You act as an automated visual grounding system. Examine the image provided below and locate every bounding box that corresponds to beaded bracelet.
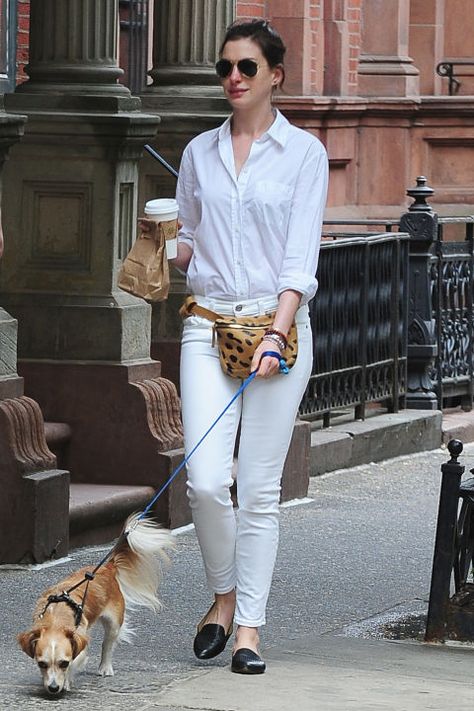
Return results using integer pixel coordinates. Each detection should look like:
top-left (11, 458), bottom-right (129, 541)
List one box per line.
top-left (263, 332), bottom-right (286, 352)
top-left (264, 327), bottom-right (288, 349)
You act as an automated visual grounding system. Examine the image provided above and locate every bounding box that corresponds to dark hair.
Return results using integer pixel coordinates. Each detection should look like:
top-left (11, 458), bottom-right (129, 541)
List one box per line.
top-left (220, 19), bottom-right (286, 87)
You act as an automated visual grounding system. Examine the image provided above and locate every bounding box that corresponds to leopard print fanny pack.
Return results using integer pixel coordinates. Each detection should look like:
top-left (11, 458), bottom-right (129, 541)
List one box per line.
top-left (179, 296), bottom-right (298, 379)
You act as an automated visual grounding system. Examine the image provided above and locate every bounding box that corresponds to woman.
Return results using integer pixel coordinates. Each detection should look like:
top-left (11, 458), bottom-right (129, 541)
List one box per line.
top-left (172, 19), bottom-right (328, 674)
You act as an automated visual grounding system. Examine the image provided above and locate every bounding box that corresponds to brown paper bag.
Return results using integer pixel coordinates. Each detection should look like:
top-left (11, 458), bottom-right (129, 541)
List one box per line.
top-left (118, 218), bottom-right (172, 302)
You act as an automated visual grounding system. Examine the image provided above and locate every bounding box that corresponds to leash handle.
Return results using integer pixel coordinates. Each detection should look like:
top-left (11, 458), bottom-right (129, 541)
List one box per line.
top-left (260, 350), bottom-right (290, 374)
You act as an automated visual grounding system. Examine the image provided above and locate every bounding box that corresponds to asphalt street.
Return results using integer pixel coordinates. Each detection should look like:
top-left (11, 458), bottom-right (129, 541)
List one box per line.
top-left (2, 443), bottom-right (474, 710)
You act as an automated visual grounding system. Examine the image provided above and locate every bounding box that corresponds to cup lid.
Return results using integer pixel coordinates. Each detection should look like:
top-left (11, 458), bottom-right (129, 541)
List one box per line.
top-left (144, 198), bottom-right (178, 215)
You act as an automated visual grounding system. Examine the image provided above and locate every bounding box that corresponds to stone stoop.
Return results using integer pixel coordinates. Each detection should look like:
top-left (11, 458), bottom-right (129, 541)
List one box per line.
top-left (69, 483), bottom-right (156, 548)
top-left (67, 419), bottom-right (312, 548)
top-left (310, 410), bottom-right (443, 476)
top-left (40, 409), bottom-right (474, 552)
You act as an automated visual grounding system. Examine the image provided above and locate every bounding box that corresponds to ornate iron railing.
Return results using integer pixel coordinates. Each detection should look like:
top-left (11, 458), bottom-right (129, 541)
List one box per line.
top-left (299, 232), bottom-right (409, 424)
top-left (320, 207), bottom-right (474, 412)
top-left (431, 218), bottom-right (474, 408)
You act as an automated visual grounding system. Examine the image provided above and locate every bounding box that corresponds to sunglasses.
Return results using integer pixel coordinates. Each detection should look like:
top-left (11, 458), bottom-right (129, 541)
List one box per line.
top-left (215, 58), bottom-right (260, 79)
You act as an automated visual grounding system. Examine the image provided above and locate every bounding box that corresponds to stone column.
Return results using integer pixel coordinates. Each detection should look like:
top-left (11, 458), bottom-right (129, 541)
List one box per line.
top-left (357, 0), bottom-right (420, 96)
top-left (0, 108), bottom-right (27, 401)
top-left (147, 0), bottom-right (234, 110)
top-left (3, 0), bottom-right (157, 362)
top-left (0, 104), bottom-right (70, 564)
top-left (16, 0), bottom-right (132, 105)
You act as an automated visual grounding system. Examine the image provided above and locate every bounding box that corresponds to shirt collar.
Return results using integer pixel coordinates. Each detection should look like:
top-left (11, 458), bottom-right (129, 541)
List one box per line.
top-left (217, 109), bottom-right (289, 148)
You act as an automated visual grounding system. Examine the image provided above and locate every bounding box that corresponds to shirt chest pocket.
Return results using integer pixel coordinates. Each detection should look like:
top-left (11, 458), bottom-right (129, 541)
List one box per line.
top-left (246, 180), bottom-right (293, 232)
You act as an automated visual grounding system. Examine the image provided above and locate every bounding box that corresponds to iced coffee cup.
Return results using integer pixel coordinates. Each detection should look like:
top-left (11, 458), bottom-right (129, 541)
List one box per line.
top-left (144, 198), bottom-right (179, 259)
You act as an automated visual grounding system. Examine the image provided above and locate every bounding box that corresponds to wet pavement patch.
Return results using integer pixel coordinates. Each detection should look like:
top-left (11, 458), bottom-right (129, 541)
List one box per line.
top-left (339, 599), bottom-right (429, 641)
top-left (378, 613), bottom-right (426, 641)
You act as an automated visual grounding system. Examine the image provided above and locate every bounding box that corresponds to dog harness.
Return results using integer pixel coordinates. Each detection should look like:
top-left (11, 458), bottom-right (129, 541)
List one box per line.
top-left (38, 570), bottom-right (96, 628)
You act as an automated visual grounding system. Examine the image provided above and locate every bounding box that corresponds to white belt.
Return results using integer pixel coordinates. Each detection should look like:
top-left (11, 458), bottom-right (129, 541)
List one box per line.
top-left (193, 295), bottom-right (280, 317)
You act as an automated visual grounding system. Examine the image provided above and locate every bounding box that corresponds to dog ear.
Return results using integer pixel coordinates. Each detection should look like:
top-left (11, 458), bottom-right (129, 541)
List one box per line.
top-left (66, 628), bottom-right (89, 658)
top-left (17, 629), bottom-right (41, 658)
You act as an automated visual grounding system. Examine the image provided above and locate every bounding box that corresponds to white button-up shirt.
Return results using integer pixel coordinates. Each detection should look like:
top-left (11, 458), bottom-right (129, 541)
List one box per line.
top-left (176, 109), bottom-right (328, 305)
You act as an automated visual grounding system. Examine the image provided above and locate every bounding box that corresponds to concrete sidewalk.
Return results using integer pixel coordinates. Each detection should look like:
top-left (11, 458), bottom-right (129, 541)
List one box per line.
top-left (3, 441), bottom-right (474, 710)
top-left (153, 635), bottom-right (474, 711)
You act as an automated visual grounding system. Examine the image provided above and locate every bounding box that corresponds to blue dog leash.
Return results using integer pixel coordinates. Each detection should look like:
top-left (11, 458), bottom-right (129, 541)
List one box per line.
top-left (51, 354), bottom-right (289, 624)
top-left (137, 351), bottom-right (288, 522)
top-left (138, 370), bottom-right (256, 520)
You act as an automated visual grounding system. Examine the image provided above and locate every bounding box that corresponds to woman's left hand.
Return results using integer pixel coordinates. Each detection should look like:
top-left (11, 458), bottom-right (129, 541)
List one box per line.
top-left (251, 339), bottom-right (282, 378)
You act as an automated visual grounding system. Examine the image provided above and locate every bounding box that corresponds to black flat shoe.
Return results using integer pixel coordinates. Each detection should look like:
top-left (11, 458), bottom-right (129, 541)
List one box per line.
top-left (231, 648), bottom-right (266, 674)
top-left (193, 603), bottom-right (233, 660)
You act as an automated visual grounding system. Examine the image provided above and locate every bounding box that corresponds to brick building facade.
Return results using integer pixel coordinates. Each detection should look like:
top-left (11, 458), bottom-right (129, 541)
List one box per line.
top-left (14, 0), bottom-right (474, 216)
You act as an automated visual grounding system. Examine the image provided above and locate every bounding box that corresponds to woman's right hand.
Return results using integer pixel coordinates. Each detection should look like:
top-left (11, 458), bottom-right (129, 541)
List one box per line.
top-left (251, 338), bottom-right (282, 378)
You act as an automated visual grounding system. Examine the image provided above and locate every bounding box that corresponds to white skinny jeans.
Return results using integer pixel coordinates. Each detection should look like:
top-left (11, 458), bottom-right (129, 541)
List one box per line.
top-left (180, 296), bottom-right (313, 628)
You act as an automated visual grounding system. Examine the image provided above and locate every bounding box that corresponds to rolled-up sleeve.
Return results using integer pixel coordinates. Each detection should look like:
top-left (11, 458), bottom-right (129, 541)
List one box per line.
top-left (176, 146), bottom-right (199, 250)
top-left (277, 141), bottom-right (329, 304)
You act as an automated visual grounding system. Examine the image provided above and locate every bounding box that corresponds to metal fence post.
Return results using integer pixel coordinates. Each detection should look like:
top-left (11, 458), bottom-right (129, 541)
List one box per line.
top-left (399, 177), bottom-right (439, 410)
top-left (425, 439), bottom-right (465, 642)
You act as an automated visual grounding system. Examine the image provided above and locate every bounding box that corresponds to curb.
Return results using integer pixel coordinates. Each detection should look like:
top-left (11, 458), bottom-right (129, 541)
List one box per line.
top-left (310, 410), bottom-right (443, 476)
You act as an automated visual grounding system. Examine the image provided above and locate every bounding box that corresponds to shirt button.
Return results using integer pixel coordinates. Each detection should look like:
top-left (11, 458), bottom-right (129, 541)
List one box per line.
top-left (235, 304), bottom-right (243, 312)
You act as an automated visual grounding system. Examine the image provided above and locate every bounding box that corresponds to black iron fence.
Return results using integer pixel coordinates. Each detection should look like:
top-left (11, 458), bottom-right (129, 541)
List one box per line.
top-left (425, 439), bottom-right (474, 642)
top-left (299, 232), bottom-right (409, 424)
top-left (311, 186), bottom-right (474, 419)
top-left (431, 218), bottom-right (474, 408)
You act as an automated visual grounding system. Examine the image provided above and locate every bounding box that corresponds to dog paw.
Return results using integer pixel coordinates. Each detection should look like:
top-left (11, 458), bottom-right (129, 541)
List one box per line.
top-left (99, 663), bottom-right (114, 677)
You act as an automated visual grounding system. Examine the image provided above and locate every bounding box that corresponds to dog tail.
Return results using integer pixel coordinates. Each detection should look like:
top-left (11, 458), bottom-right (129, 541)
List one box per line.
top-left (111, 513), bottom-right (174, 614)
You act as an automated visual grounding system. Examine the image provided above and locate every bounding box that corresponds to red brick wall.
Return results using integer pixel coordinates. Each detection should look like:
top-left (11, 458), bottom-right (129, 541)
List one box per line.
top-left (16, 0), bottom-right (30, 85)
top-left (310, 1), bottom-right (323, 94)
top-left (347, 0), bottom-right (361, 94)
top-left (236, 1), bottom-right (267, 20)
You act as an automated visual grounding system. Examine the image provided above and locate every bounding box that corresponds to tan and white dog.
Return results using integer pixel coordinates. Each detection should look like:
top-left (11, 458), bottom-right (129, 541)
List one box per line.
top-left (18, 514), bottom-right (173, 695)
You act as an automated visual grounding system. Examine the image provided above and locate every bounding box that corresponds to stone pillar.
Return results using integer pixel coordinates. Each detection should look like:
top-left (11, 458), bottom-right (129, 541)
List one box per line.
top-left (358, 0), bottom-right (420, 96)
top-left (400, 177), bottom-right (439, 410)
top-left (0, 108), bottom-right (27, 401)
top-left (0, 1), bottom-right (184, 541)
top-left (409, 0), bottom-right (445, 96)
top-left (323, 0), bottom-right (351, 96)
top-left (271, 0), bottom-right (324, 96)
top-left (16, 0), bottom-right (132, 105)
top-left (3, 0), bottom-right (157, 363)
top-left (147, 0), bottom-right (234, 111)
top-left (0, 102), bottom-right (69, 564)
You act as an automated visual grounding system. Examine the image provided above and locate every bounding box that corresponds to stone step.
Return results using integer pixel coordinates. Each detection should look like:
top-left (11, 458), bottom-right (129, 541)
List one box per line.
top-left (310, 409), bottom-right (442, 475)
top-left (69, 483), bottom-right (155, 548)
